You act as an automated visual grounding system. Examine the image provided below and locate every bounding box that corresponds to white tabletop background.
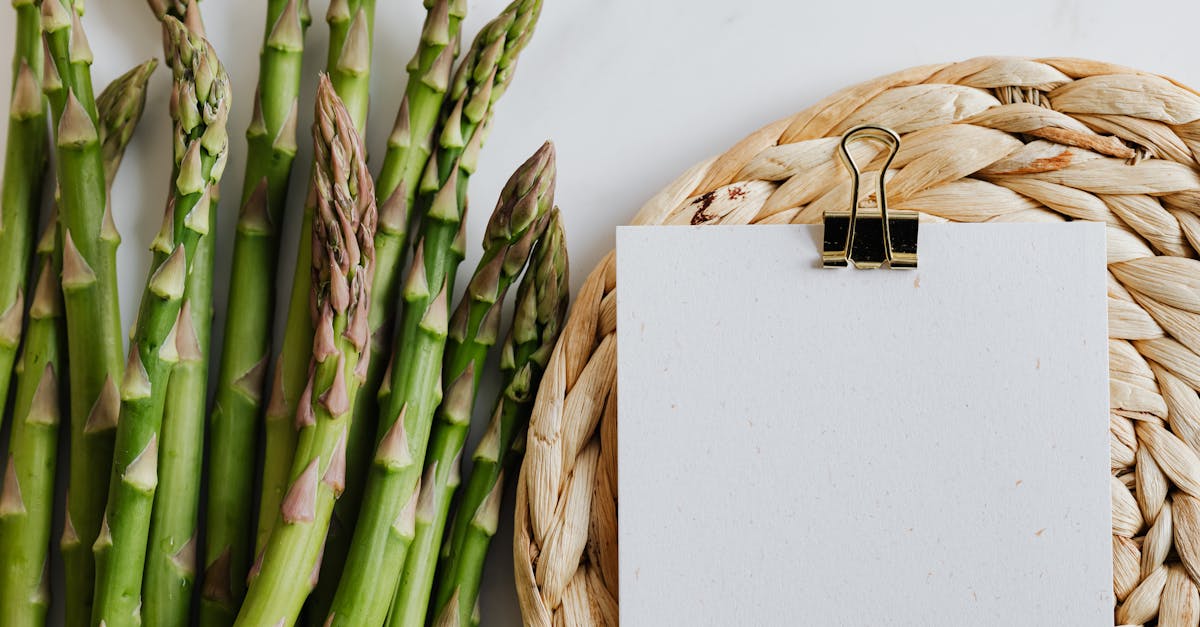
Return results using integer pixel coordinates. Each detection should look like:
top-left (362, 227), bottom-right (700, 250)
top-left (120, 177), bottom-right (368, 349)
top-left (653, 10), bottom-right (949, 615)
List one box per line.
top-left (2, 0), bottom-right (1198, 624)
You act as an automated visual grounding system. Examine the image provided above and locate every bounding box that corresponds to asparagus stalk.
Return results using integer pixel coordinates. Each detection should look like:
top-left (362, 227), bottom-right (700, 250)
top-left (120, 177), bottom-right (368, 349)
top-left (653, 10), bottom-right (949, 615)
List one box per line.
top-left (143, 195), bottom-right (214, 627)
top-left (90, 18), bottom-right (230, 626)
top-left (201, 1), bottom-right (311, 623)
top-left (0, 236), bottom-right (63, 627)
top-left (328, 3), bottom-right (544, 624)
top-left (257, 0), bottom-right (375, 552)
top-left (0, 0), bottom-right (49, 435)
top-left (432, 209), bottom-right (568, 627)
top-left (40, 2), bottom-right (131, 622)
top-left (0, 59), bottom-right (156, 627)
top-left (310, 0), bottom-right (465, 617)
top-left (390, 142), bottom-right (555, 627)
top-left (234, 74), bottom-right (376, 627)
top-left (141, 6), bottom-right (211, 626)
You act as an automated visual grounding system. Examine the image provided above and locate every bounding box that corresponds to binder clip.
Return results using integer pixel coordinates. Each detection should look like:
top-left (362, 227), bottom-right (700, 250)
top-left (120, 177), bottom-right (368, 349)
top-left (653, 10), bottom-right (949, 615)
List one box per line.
top-left (822, 125), bottom-right (918, 269)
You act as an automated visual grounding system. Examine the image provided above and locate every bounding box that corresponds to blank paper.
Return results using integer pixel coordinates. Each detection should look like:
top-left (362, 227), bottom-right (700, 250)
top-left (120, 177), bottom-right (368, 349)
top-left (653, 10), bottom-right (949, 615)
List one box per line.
top-left (616, 223), bottom-right (1111, 626)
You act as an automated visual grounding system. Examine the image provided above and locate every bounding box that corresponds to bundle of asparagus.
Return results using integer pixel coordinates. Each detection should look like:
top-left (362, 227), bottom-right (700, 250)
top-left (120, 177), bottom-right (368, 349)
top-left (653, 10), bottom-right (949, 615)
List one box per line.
top-left (390, 141), bottom-right (557, 626)
top-left (329, 3), bottom-right (545, 625)
top-left (142, 4), bottom-right (217, 625)
top-left (0, 0), bottom-right (560, 624)
top-left (90, 15), bottom-right (230, 627)
top-left (312, 2), bottom-right (464, 613)
top-left (0, 55), bottom-right (156, 627)
top-left (0, 0), bottom-right (48, 434)
top-left (433, 206), bottom-right (569, 627)
top-left (235, 74), bottom-right (376, 627)
top-left (201, 0), bottom-right (311, 622)
top-left (40, 2), bottom-right (133, 622)
top-left (256, 0), bottom-right (376, 557)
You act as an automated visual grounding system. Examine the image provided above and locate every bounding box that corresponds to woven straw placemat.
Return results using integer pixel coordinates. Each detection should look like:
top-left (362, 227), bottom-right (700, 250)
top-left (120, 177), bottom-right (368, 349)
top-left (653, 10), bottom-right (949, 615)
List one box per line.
top-left (512, 56), bottom-right (1200, 626)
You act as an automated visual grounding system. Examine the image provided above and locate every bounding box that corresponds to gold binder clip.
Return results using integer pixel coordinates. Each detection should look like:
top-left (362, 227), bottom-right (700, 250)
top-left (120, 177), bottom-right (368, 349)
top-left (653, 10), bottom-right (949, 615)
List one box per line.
top-left (822, 125), bottom-right (918, 269)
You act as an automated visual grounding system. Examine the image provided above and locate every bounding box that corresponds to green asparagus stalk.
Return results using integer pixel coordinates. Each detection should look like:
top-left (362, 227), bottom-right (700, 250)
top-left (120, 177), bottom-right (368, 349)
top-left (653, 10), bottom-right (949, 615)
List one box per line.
top-left (234, 74), bottom-right (376, 627)
top-left (310, 0), bottom-right (465, 617)
top-left (142, 6), bottom-right (211, 626)
top-left (40, 2), bottom-right (131, 622)
top-left (390, 142), bottom-right (555, 627)
top-left (143, 195), bottom-right (214, 627)
top-left (432, 209), bottom-right (568, 627)
top-left (0, 238), bottom-right (63, 627)
top-left (0, 0), bottom-right (49, 436)
top-left (90, 17), bottom-right (230, 626)
top-left (0, 58), bottom-right (156, 627)
top-left (201, 1), bottom-right (311, 624)
top-left (328, 3), bottom-right (544, 624)
top-left (257, 0), bottom-right (375, 553)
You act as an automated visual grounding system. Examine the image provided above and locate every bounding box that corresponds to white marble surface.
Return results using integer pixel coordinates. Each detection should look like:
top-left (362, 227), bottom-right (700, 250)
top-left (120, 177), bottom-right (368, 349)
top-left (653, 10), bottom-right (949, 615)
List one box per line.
top-left (1, 0), bottom-right (1198, 624)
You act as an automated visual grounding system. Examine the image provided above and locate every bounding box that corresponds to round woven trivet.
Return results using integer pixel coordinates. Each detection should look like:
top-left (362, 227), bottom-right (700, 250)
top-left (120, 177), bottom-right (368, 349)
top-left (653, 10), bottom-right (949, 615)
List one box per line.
top-left (512, 56), bottom-right (1200, 626)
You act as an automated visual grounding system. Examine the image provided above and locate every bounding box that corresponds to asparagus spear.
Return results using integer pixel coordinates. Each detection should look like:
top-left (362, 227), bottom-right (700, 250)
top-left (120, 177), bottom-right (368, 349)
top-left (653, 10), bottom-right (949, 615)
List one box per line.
top-left (90, 17), bottom-right (230, 626)
top-left (144, 192), bottom-right (214, 627)
top-left (328, 3), bottom-right (544, 624)
top-left (0, 0), bottom-right (49, 435)
top-left (258, 0), bottom-right (375, 553)
top-left (432, 209), bottom-right (568, 627)
top-left (0, 237), bottom-right (63, 627)
top-left (140, 6), bottom-right (213, 626)
top-left (390, 142), bottom-right (555, 627)
top-left (142, 238), bottom-right (212, 627)
top-left (201, 1), bottom-right (311, 624)
top-left (310, 0), bottom-right (465, 617)
top-left (40, 2), bottom-right (130, 622)
top-left (0, 58), bottom-right (156, 627)
top-left (234, 74), bottom-right (376, 627)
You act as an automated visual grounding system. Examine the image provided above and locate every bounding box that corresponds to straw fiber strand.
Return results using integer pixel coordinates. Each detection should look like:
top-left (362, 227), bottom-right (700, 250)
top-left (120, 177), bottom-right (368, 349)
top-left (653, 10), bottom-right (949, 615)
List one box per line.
top-left (514, 56), bottom-right (1200, 625)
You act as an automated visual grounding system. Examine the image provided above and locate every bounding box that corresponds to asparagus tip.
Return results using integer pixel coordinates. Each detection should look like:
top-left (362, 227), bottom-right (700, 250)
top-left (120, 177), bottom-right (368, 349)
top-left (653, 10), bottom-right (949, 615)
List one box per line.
top-left (484, 141), bottom-right (556, 250)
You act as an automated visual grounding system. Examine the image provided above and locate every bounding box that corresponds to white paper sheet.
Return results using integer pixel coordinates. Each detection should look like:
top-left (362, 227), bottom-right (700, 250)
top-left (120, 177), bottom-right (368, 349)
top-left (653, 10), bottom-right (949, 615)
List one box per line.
top-left (616, 223), bottom-right (1112, 626)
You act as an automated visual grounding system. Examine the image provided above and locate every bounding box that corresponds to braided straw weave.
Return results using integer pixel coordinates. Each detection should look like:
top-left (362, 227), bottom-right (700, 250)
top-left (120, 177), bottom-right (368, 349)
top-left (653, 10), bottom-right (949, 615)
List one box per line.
top-left (512, 56), bottom-right (1200, 626)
